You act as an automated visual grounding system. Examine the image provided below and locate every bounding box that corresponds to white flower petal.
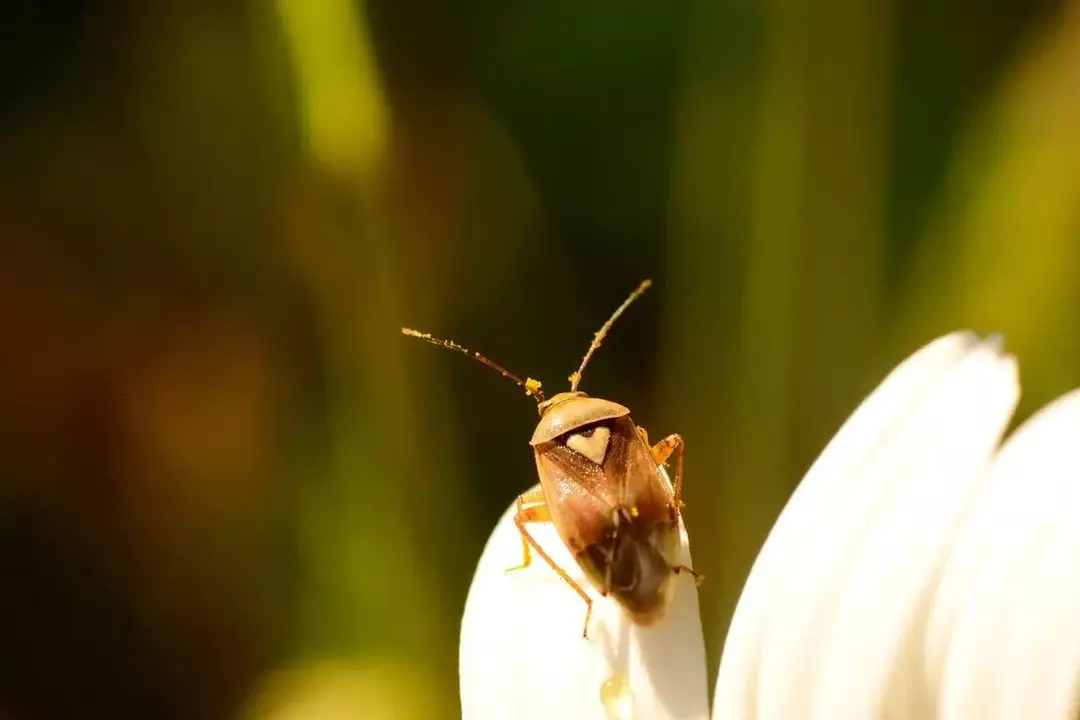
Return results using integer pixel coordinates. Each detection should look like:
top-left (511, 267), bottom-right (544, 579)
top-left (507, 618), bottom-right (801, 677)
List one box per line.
top-left (810, 338), bottom-right (1017, 717)
top-left (714, 331), bottom-right (977, 717)
top-left (755, 336), bottom-right (1016, 719)
top-left (460, 476), bottom-right (708, 720)
top-left (714, 331), bottom-right (1019, 719)
top-left (932, 389), bottom-right (1080, 719)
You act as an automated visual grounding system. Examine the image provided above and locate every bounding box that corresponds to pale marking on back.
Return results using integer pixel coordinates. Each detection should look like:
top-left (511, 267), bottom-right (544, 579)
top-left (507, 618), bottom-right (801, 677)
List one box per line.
top-left (565, 425), bottom-right (612, 465)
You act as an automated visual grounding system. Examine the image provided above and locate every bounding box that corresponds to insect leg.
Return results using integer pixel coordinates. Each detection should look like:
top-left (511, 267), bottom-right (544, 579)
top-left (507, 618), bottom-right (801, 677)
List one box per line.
top-left (507, 503), bottom-right (595, 639)
top-left (505, 486), bottom-right (546, 571)
top-left (672, 564), bottom-right (705, 586)
top-left (650, 433), bottom-right (685, 509)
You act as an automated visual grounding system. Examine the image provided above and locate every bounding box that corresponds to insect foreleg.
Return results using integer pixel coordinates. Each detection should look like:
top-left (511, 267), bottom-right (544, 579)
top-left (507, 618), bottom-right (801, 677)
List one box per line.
top-left (650, 433), bottom-right (685, 509)
top-left (505, 486), bottom-right (546, 571)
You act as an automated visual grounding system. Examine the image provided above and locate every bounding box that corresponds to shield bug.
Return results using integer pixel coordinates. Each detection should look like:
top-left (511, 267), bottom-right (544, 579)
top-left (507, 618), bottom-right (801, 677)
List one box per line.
top-left (402, 279), bottom-right (702, 638)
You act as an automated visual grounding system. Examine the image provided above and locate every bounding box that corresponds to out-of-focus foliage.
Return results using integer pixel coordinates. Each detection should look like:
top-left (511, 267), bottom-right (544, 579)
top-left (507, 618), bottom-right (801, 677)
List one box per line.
top-left (0, 0), bottom-right (1073, 717)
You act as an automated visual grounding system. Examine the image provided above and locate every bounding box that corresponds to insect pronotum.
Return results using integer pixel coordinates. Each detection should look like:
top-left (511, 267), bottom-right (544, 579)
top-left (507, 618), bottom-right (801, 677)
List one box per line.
top-left (402, 279), bottom-right (702, 638)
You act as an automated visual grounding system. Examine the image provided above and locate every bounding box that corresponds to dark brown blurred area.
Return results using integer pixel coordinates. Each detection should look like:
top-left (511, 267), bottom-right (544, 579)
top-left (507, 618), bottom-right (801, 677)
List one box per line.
top-left (0, 0), bottom-right (1076, 717)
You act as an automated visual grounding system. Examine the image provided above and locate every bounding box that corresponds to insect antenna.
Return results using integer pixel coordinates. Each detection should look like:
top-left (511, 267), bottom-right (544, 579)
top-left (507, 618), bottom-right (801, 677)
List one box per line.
top-left (401, 328), bottom-right (546, 403)
top-left (569, 278), bottom-right (653, 392)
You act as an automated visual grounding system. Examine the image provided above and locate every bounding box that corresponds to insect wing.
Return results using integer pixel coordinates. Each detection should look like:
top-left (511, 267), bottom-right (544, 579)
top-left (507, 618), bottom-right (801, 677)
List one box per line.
top-left (602, 416), bottom-right (674, 519)
top-left (534, 416), bottom-right (674, 553)
top-left (534, 445), bottom-right (612, 555)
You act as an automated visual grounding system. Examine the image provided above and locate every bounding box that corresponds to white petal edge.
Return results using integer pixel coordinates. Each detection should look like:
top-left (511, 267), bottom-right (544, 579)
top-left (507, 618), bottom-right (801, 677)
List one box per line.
top-left (713, 331), bottom-right (1018, 719)
top-left (753, 335), bottom-right (1017, 719)
top-left (713, 331), bottom-right (978, 717)
top-left (931, 388), bottom-right (1080, 719)
top-left (460, 471), bottom-right (708, 720)
top-left (808, 337), bottom-right (1018, 718)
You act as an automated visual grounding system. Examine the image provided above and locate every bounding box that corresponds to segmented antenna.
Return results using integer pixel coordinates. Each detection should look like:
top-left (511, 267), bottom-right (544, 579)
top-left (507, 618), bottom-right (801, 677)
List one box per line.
top-left (401, 328), bottom-right (546, 403)
top-left (569, 279), bottom-right (653, 392)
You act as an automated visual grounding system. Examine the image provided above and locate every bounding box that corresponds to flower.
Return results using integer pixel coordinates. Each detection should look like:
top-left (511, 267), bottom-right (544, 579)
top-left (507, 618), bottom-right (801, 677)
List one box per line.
top-left (458, 466), bottom-right (709, 720)
top-left (459, 331), bottom-right (1080, 719)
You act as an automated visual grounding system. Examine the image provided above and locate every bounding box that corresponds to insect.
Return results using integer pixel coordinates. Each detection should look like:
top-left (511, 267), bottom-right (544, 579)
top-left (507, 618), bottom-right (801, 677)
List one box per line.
top-left (402, 279), bottom-right (702, 638)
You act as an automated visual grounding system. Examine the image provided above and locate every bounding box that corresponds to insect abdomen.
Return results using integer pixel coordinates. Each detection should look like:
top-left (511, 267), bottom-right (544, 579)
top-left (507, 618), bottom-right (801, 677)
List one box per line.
top-left (579, 514), bottom-right (680, 625)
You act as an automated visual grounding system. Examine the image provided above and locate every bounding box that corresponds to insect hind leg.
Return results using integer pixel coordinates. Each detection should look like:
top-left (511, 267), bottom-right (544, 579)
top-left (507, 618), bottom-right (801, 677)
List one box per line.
top-left (672, 563), bottom-right (705, 586)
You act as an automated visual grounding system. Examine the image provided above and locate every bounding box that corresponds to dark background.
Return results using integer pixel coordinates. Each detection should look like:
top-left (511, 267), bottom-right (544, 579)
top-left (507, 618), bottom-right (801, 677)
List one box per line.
top-left (0, 0), bottom-right (1076, 717)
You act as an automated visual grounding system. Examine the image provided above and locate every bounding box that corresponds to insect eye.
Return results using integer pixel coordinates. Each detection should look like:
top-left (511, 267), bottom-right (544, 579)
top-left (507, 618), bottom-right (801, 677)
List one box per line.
top-left (563, 422), bottom-right (612, 465)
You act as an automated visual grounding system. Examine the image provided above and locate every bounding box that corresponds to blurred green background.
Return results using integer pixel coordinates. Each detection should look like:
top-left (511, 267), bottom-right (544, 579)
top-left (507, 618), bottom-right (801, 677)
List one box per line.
top-left (1, 0), bottom-right (1077, 717)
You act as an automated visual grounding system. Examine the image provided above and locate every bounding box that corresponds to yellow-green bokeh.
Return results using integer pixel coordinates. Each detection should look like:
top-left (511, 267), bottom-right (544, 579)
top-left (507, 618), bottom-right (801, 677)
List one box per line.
top-left (0, 0), bottom-right (1076, 717)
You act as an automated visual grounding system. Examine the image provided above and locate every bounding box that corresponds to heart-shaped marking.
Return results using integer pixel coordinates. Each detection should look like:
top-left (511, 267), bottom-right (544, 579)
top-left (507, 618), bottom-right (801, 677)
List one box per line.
top-left (566, 425), bottom-right (611, 465)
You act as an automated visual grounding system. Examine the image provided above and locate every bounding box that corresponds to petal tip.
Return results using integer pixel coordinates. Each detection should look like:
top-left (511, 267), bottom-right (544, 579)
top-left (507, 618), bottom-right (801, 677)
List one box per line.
top-left (460, 488), bottom-right (709, 719)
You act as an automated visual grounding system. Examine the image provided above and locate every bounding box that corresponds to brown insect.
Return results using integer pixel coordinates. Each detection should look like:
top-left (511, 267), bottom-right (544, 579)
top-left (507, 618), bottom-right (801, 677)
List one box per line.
top-left (402, 279), bottom-right (701, 638)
